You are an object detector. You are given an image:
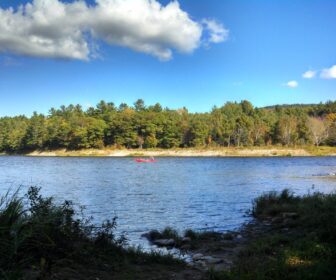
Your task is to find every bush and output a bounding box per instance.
[252,189,299,217]
[0,187,125,278]
[216,189,336,280]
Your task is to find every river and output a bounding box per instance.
[0,156,335,247]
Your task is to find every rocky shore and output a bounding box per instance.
[141,216,291,274]
[1,188,335,279]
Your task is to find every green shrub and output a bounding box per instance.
[252,189,299,217]
[0,187,125,278]
[216,190,336,280]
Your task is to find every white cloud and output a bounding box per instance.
[302,70,316,79]
[202,19,229,44]
[285,80,298,88]
[0,0,91,60]
[0,0,227,61]
[320,65,336,79]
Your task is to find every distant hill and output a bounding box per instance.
[260,101,336,116]
[261,103,319,110]
[0,99,335,152]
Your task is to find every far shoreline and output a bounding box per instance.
[2,146,336,157]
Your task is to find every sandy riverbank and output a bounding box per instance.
[22,146,336,157]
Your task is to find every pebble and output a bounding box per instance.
[202,256,223,264]
[182,237,191,243]
[192,253,204,261]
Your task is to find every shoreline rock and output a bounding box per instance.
[152,239,176,247]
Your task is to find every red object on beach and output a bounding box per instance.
[134,158,157,163]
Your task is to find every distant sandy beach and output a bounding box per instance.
[22,146,336,157]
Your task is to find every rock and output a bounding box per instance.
[194,260,207,270]
[282,212,298,219]
[192,253,204,261]
[195,260,207,266]
[182,237,191,243]
[282,218,293,225]
[153,239,175,247]
[192,254,223,265]
[141,232,149,238]
[236,234,243,239]
[141,230,162,241]
[271,216,283,224]
[180,244,191,250]
[202,256,223,264]
[224,259,234,266]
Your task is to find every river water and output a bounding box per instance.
[0,156,335,247]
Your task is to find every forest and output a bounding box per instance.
[0,99,336,152]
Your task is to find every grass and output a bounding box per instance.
[147,227,181,242]
[210,189,336,280]
[145,226,223,251]
[304,145,336,156]
[0,187,185,279]
[252,189,300,217]
[184,229,223,242]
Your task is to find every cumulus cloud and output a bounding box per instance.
[0,0,91,60]
[302,70,316,79]
[0,0,227,61]
[285,80,298,88]
[202,19,229,44]
[320,65,336,79]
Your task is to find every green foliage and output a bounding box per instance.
[0,188,189,278]
[211,190,336,280]
[252,189,299,217]
[252,189,336,244]
[146,227,181,243]
[145,227,222,251]
[125,246,183,265]
[0,187,126,278]
[1,100,336,152]
[184,229,222,241]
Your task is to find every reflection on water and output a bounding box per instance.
[0,156,335,247]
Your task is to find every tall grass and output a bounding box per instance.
[252,189,299,217]
[0,187,181,279]
[0,189,28,278]
[212,189,336,280]
[253,189,336,244]
[0,187,126,279]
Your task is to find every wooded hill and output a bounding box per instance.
[0,100,335,152]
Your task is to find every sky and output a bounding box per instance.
[0,0,335,117]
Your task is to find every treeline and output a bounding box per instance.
[0,99,336,152]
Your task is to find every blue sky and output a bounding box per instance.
[0,0,335,117]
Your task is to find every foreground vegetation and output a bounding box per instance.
[1,187,335,279]
[211,189,336,280]
[1,99,336,153]
[0,187,191,279]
